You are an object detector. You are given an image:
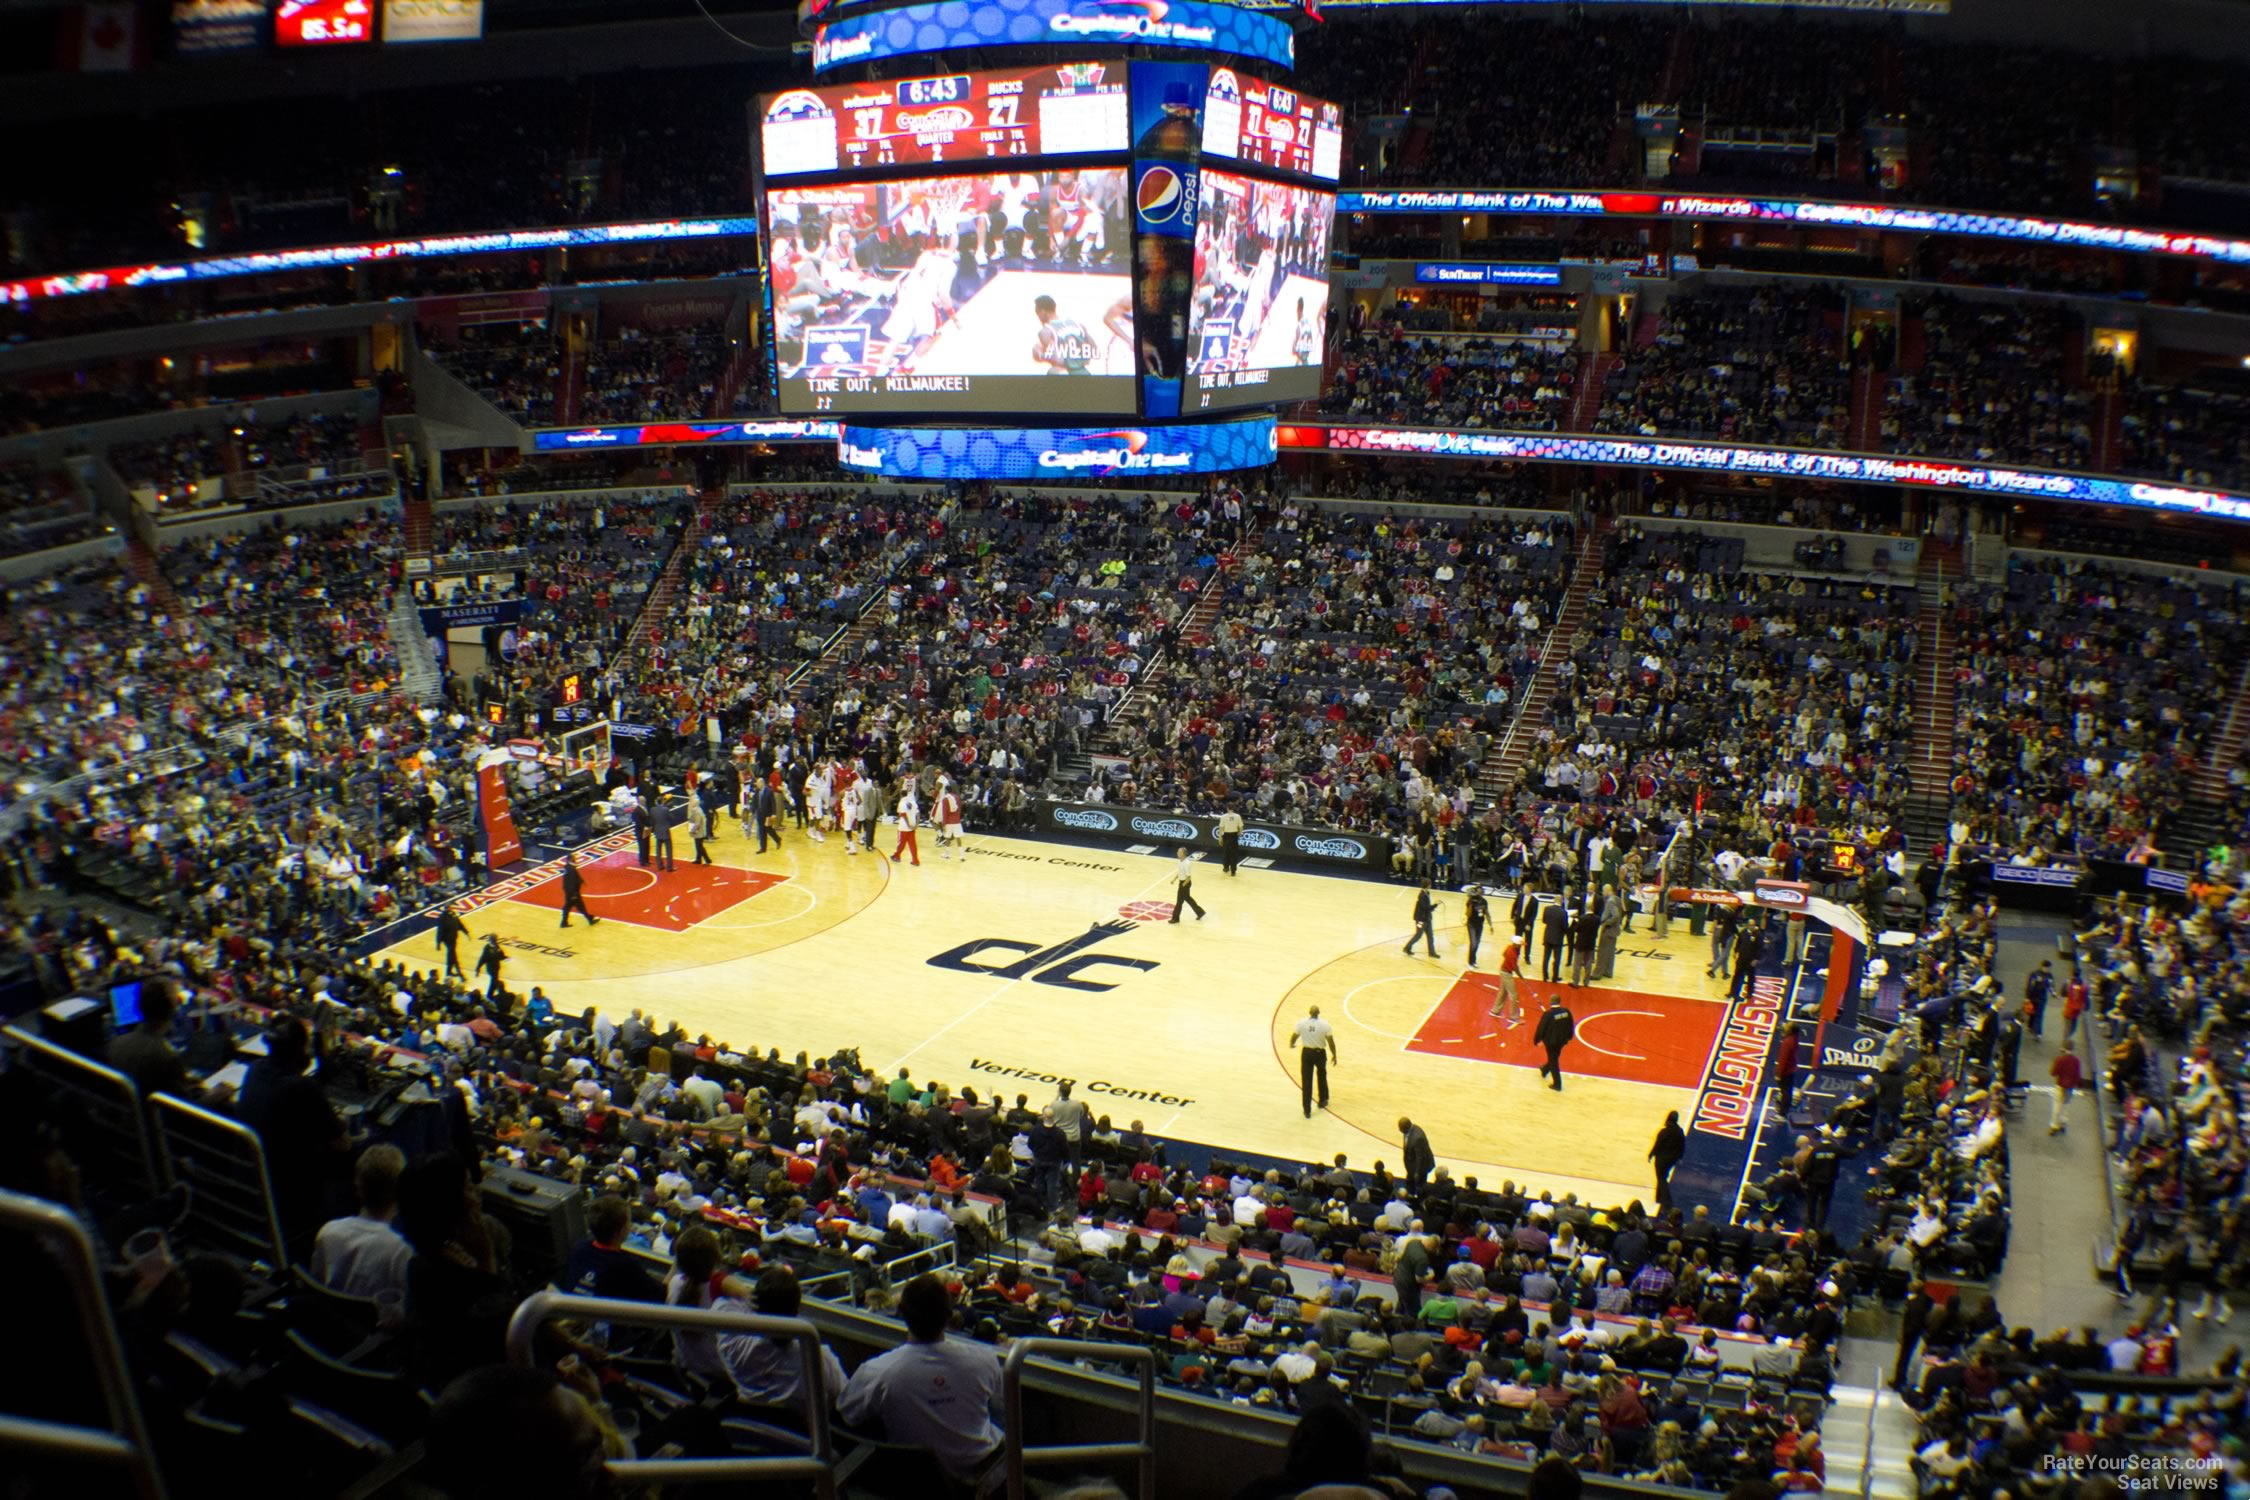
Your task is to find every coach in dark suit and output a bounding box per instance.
[1399,1116,1435,1194]
[1534,997,1577,1092]
[633,801,653,867]
[559,852,599,929]
[754,779,785,852]
[436,903,469,977]
[1539,899,1567,982]
[649,791,676,871]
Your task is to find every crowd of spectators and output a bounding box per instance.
[1946,559,2249,864]
[1590,286,1852,450]
[0,462,104,557]
[1323,332,1579,430]
[1297,13,2250,232]
[1878,297,2094,471]
[1086,498,1571,845]
[106,430,228,508]
[577,327,732,426]
[1513,524,1920,854]
[424,321,561,429]
[2118,381,2250,492]
[2,66,763,281]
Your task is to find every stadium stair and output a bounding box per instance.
[1906,542,1959,849]
[2180,654,2250,855]
[1566,350,1617,432]
[2091,384,2125,473]
[124,538,184,617]
[624,498,705,657]
[1849,364,1882,451]
[402,494,433,555]
[1090,555,1233,770]
[387,594,444,703]
[1474,516,1608,803]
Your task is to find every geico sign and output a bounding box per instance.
[384,0,481,41]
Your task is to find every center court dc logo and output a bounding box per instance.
[1136,164,1186,224]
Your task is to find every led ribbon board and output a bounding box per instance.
[835,416,1278,478]
[811,0,1296,75]
[1280,425,2250,522]
[1339,189,2250,267]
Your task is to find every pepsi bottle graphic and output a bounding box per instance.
[1135,81,1199,157]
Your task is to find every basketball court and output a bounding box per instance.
[374,824,1773,1207]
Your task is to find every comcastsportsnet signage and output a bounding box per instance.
[1339,189,2250,269]
[836,418,1277,480]
[1,218,759,306]
[1413,262,1563,286]
[531,419,839,451]
[1038,799,1388,873]
[811,0,1294,74]
[1276,424,2250,523]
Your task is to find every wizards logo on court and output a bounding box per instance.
[927,919,1158,992]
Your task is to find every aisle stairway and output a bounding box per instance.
[2178,655,2250,855]
[402,494,433,555]
[1905,541,1959,849]
[1090,556,1234,770]
[623,500,706,656]
[1568,351,1617,432]
[1849,364,1882,451]
[387,594,444,703]
[1474,519,1608,802]
[123,538,183,617]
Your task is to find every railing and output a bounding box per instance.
[505,1291,840,1496]
[1002,1339,1156,1500]
[1100,558,1223,731]
[0,1191,168,1500]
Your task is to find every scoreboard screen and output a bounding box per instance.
[762,62,1129,179]
[766,166,1135,416]
[1185,169,1335,410]
[1200,68,1343,183]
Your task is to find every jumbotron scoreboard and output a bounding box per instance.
[752,0,1336,469]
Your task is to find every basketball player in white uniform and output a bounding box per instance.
[880,237,958,363]
[936,776,966,860]
[839,773,861,855]
[890,786,921,865]
[1294,296,1320,365]
[1048,170,1106,266]
[805,758,833,842]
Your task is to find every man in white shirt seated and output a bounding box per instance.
[310,1144,412,1299]
[839,1274,1005,1482]
[717,1266,847,1412]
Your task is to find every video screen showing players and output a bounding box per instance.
[766,166,1135,416]
[1184,169,1334,411]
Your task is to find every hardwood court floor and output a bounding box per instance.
[379,825,1737,1204]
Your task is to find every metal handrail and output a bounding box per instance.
[504,1291,840,1497]
[149,1092,290,1272]
[0,1190,168,1500]
[2,1024,162,1202]
[1001,1338,1156,1500]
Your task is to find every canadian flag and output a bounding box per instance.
[74,0,138,70]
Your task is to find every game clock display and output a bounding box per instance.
[1200,68,1343,182]
[1185,170,1334,410]
[767,167,1135,416]
[762,62,1128,178]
